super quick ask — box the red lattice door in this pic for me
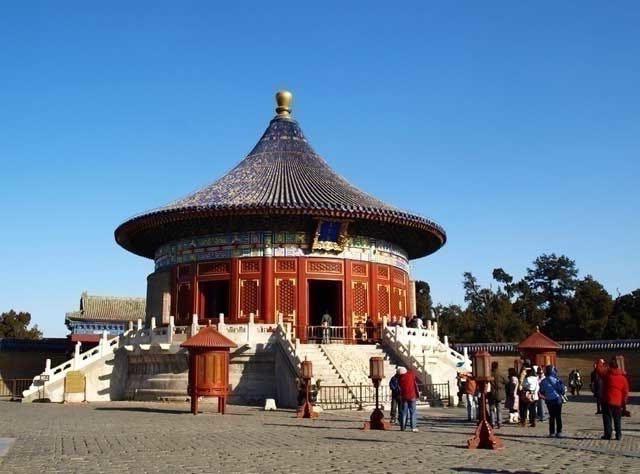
[377,284,390,319]
[239,279,259,318]
[351,281,368,327]
[276,278,297,326]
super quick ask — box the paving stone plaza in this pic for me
[0,396,638,473]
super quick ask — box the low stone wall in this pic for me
[0,339,69,381]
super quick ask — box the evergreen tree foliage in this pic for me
[0,310,42,339]
[431,254,638,343]
[414,280,432,319]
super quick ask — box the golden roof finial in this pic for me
[275,90,293,117]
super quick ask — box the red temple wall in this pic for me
[167,257,409,337]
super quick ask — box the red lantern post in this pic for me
[297,359,318,418]
[181,326,237,416]
[467,350,504,450]
[363,356,390,430]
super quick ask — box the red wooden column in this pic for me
[369,262,379,324]
[297,257,307,341]
[230,258,239,321]
[344,259,353,329]
[191,263,198,319]
[170,266,178,317]
[261,257,275,324]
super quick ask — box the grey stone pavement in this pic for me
[0,395,639,474]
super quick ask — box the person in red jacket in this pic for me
[601,358,630,441]
[397,367,421,432]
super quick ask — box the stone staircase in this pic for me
[295,344,345,387]
[322,343,398,387]
[294,344,360,409]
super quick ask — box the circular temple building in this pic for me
[115,91,446,341]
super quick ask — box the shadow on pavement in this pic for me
[263,423,355,430]
[324,436,387,443]
[94,407,190,415]
[451,469,542,474]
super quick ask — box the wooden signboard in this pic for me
[64,371,86,401]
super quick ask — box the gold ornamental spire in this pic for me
[275,90,293,116]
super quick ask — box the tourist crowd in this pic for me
[455,357,630,440]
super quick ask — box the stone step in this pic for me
[134,388,188,401]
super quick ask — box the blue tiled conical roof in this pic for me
[115,98,446,260]
[159,117,395,212]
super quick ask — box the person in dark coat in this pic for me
[539,365,566,438]
[601,358,630,440]
[365,316,375,342]
[590,360,605,414]
[488,361,507,428]
[320,311,332,344]
[568,369,583,396]
[389,367,403,424]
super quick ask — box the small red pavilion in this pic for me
[181,326,237,415]
[517,328,560,368]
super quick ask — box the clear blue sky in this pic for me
[1,2,639,337]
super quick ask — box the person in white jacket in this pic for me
[521,368,539,427]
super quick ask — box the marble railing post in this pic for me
[247,313,255,344]
[434,322,439,339]
[73,342,81,369]
[128,321,134,332]
[99,330,108,356]
[191,314,199,337]
[168,315,175,344]
[150,317,156,330]
[382,315,388,328]
[137,318,143,331]
[44,358,52,376]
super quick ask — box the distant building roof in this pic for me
[65,292,146,323]
[181,326,237,349]
[517,329,561,351]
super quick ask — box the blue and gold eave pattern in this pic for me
[154,231,410,272]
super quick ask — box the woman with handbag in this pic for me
[539,365,567,438]
[520,368,539,427]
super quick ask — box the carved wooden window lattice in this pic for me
[377,284,390,317]
[239,279,259,317]
[392,287,406,315]
[392,268,405,285]
[241,259,260,273]
[307,261,342,274]
[276,259,296,273]
[199,262,230,275]
[352,281,368,322]
[352,262,367,276]
[377,265,389,279]
[276,278,296,323]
